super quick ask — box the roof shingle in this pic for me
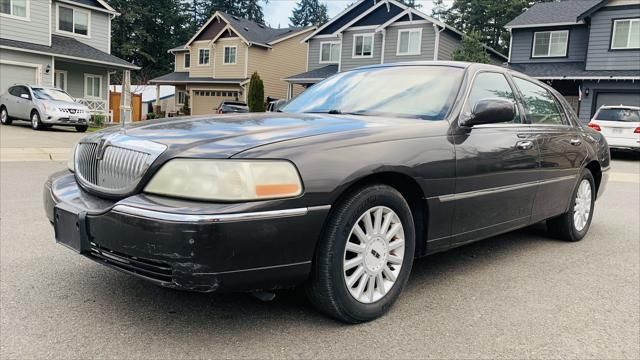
[149,72,246,84]
[285,65,339,82]
[505,0,604,28]
[507,62,640,79]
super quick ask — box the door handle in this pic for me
[570,138,582,146]
[516,140,534,150]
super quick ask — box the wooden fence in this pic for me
[109,92,142,123]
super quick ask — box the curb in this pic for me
[0,148,71,162]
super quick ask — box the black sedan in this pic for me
[44,62,610,323]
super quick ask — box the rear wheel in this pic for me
[547,169,595,242]
[0,106,11,125]
[306,184,415,323]
[31,110,43,130]
[75,125,88,132]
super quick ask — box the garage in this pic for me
[0,63,38,95]
[192,89,241,115]
[594,92,640,114]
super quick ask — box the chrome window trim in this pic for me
[111,205,332,224]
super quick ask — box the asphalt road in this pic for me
[0,125,639,359]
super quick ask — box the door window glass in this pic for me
[513,77,566,125]
[467,72,520,123]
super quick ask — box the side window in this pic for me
[513,77,566,125]
[8,87,18,97]
[467,72,520,123]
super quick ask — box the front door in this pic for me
[511,77,588,222]
[452,72,540,244]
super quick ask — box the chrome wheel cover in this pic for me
[573,179,592,232]
[343,206,405,304]
[0,109,6,123]
[31,113,39,129]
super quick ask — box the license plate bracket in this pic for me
[69,115,79,122]
[54,204,88,253]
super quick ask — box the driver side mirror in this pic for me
[461,98,516,127]
[20,94,30,100]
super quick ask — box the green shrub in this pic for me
[247,72,265,112]
[91,114,105,127]
[147,112,157,120]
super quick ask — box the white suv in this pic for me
[589,105,640,152]
[0,85,91,132]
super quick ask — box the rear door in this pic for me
[452,71,541,244]
[511,77,587,222]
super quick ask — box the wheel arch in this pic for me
[327,171,429,258]
[585,160,602,194]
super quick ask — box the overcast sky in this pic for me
[263,0,453,29]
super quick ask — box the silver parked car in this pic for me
[0,85,91,132]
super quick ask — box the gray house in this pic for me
[505,0,640,123]
[0,0,138,117]
[284,0,507,94]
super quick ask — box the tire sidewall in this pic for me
[569,170,596,240]
[328,185,415,321]
[0,107,8,124]
[31,111,40,130]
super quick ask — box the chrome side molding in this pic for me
[111,205,331,223]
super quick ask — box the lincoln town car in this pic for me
[44,62,610,323]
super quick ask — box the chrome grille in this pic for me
[74,133,167,196]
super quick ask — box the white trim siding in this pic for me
[0,0,30,21]
[223,45,237,65]
[319,41,341,63]
[83,73,103,98]
[532,30,569,58]
[611,18,640,50]
[352,33,374,58]
[56,3,91,39]
[396,28,422,56]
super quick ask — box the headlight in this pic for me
[144,159,303,201]
[67,144,77,172]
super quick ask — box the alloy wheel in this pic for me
[343,206,405,304]
[573,179,592,232]
[0,109,7,124]
[31,113,39,129]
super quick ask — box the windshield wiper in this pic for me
[304,109,343,114]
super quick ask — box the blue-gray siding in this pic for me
[438,30,459,61]
[51,1,111,53]
[586,6,640,70]
[383,23,435,63]
[55,60,109,100]
[308,36,340,71]
[509,26,589,63]
[340,30,383,71]
[0,1,50,46]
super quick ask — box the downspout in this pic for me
[338,33,343,72]
[433,23,445,61]
[380,29,386,64]
[507,28,513,64]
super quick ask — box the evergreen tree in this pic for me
[248,72,265,112]
[398,0,422,9]
[289,0,329,27]
[452,31,490,63]
[109,0,192,83]
[431,0,448,20]
[239,0,269,25]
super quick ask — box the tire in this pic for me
[75,125,88,132]
[0,106,12,125]
[306,184,416,323]
[31,110,43,130]
[547,169,596,242]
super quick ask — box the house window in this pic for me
[320,41,340,63]
[353,34,373,58]
[198,48,210,65]
[532,30,568,57]
[184,53,190,68]
[0,0,28,18]
[58,5,89,36]
[397,29,422,56]
[224,46,237,64]
[611,19,640,50]
[84,74,102,98]
[54,70,67,91]
[177,91,187,105]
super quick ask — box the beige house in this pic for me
[150,12,314,115]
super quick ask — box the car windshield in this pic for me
[282,66,464,120]
[595,108,640,122]
[32,88,75,102]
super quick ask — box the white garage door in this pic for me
[0,63,37,95]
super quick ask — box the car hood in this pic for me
[100,113,382,158]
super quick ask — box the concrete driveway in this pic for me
[0,122,86,161]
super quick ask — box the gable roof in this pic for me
[59,0,119,15]
[186,11,313,48]
[505,0,604,29]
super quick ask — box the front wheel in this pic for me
[306,184,415,323]
[0,107,12,125]
[547,169,596,242]
[75,125,88,132]
[31,111,43,130]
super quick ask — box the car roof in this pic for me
[599,105,640,110]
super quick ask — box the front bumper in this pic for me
[44,171,331,292]
[41,112,89,126]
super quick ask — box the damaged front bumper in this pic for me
[44,171,331,293]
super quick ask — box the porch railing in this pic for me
[76,98,108,115]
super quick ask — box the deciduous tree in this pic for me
[452,30,490,63]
